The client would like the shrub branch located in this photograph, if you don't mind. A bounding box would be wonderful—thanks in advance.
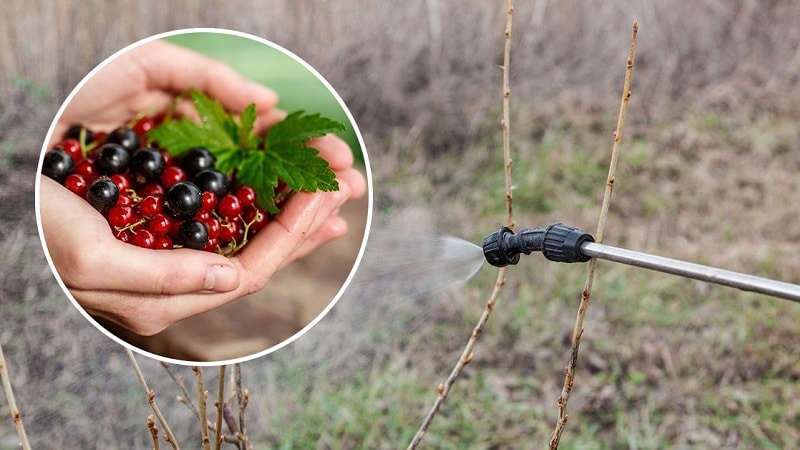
[126,349,180,450]
[407,1,514,448]
[548,19,638,450]
[0,341,31,450]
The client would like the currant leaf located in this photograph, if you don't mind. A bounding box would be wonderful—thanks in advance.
[266,111,345,148]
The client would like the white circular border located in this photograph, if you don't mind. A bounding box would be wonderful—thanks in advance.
[34,27,374,367]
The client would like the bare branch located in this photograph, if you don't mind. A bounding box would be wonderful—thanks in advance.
[548,19,638,450]
[0,341,31,450]
[193,366,211,450]
[214,366,226,450]
[408,1,515,447]
[126,349,180,450]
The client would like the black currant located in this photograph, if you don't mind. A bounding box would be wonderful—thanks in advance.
[95,143,131,175]
[86,177,119,213]
[180,147,216,178]
[178,219,209,250]
[105,127,140,153]
[130,148,165,185]
[164,181,202,220]
[192,169,229,198]
[63,124,95,144]
[42,149,75,183]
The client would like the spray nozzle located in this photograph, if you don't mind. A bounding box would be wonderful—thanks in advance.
[482,223,595,267]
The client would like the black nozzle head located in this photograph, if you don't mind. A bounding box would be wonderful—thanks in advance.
[482,223,595,267]
[482,226,520,267]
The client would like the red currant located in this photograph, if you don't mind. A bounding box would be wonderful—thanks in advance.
[64,174,88,197]
[139,195,163,217]
[75,158,98,182]
[56,139,83,162]
[109,173,132,192]
[132,229,156,249]
[139,183,165,198]
[217,194,242,219]
[148,213,172,235]
[154,235,173,249]
[219,221,240,243]
[161,165,186,188]
[116,194,133,208]
[244,206,269,232]
[203,237,219,252]
[236,186,257,208]
[200,191,217,213]
[115,229,133,243]
[205,217,221,240]
[132,116,156,137]
[108,205,134,229]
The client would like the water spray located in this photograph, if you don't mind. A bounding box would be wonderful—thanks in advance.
[483,223,800,303]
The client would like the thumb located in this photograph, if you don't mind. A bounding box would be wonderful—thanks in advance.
[66,241,241,295]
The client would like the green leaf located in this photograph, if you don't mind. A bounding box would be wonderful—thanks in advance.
[148,90,344,213]
[266,142,339,192]
[237,104,261,149]
[267,111,345,148]
[147,118,235,156]
[237,151,280,213]
[189,88,238,143]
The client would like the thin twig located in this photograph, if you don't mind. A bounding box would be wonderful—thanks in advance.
[161,362,201,422]
[0,341,32,450]
[147,415,160,450]
[126,349,180,450]
[407,270,508,449]
[548,20,638,450]
[407,2,514,448]
[193,366,212,450]
[234,364,250,450]
[214,366,226,450]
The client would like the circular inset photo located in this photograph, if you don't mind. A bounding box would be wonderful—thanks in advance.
[35,29,372,365]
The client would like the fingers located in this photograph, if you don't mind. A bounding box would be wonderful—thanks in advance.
[234,181,352,292]
[133,40,279,114]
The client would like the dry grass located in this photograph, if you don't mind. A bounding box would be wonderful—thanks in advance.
[2,0,800,448]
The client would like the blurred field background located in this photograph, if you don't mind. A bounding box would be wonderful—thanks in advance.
[1,0,799,448]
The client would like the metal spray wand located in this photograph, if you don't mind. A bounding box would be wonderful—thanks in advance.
[482,223,800,303]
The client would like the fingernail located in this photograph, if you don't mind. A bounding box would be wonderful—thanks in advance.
[204,264,240,292]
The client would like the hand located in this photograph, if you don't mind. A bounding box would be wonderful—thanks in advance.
[40,40,366,336]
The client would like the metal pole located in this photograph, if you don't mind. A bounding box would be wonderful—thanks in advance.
[580,241,800,303]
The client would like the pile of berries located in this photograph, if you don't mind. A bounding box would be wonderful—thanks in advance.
[42,117,270,255]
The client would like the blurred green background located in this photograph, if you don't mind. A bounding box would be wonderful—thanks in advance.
[164,31,363,163]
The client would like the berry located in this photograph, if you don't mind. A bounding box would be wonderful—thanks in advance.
[54,139,83,162]
[244,206,269,232]
[164,181,202,220]
[205,217,221,240]
[64,125,95,144]
[75,158,98,182]
[108,205,135,229]
[105,126,140,153]
[161,165,186,188]
[42,149,75,183]
[109,173,132,192]
[154,235,173,250]
[200,190,217,213]
[86,177,119,213]
[64,174,89,197]
[180,147,216,178]
[148,213,172,235]
[130,148,165,185]
[132,229,156,249]
[139,183,165,198]
[178,220,209,250]
[94,143,131,175]
[139,195,163,217]
[236,186,257,208]
[217,194,242,219]
[132,116,156,137]
[192,169,229,198]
